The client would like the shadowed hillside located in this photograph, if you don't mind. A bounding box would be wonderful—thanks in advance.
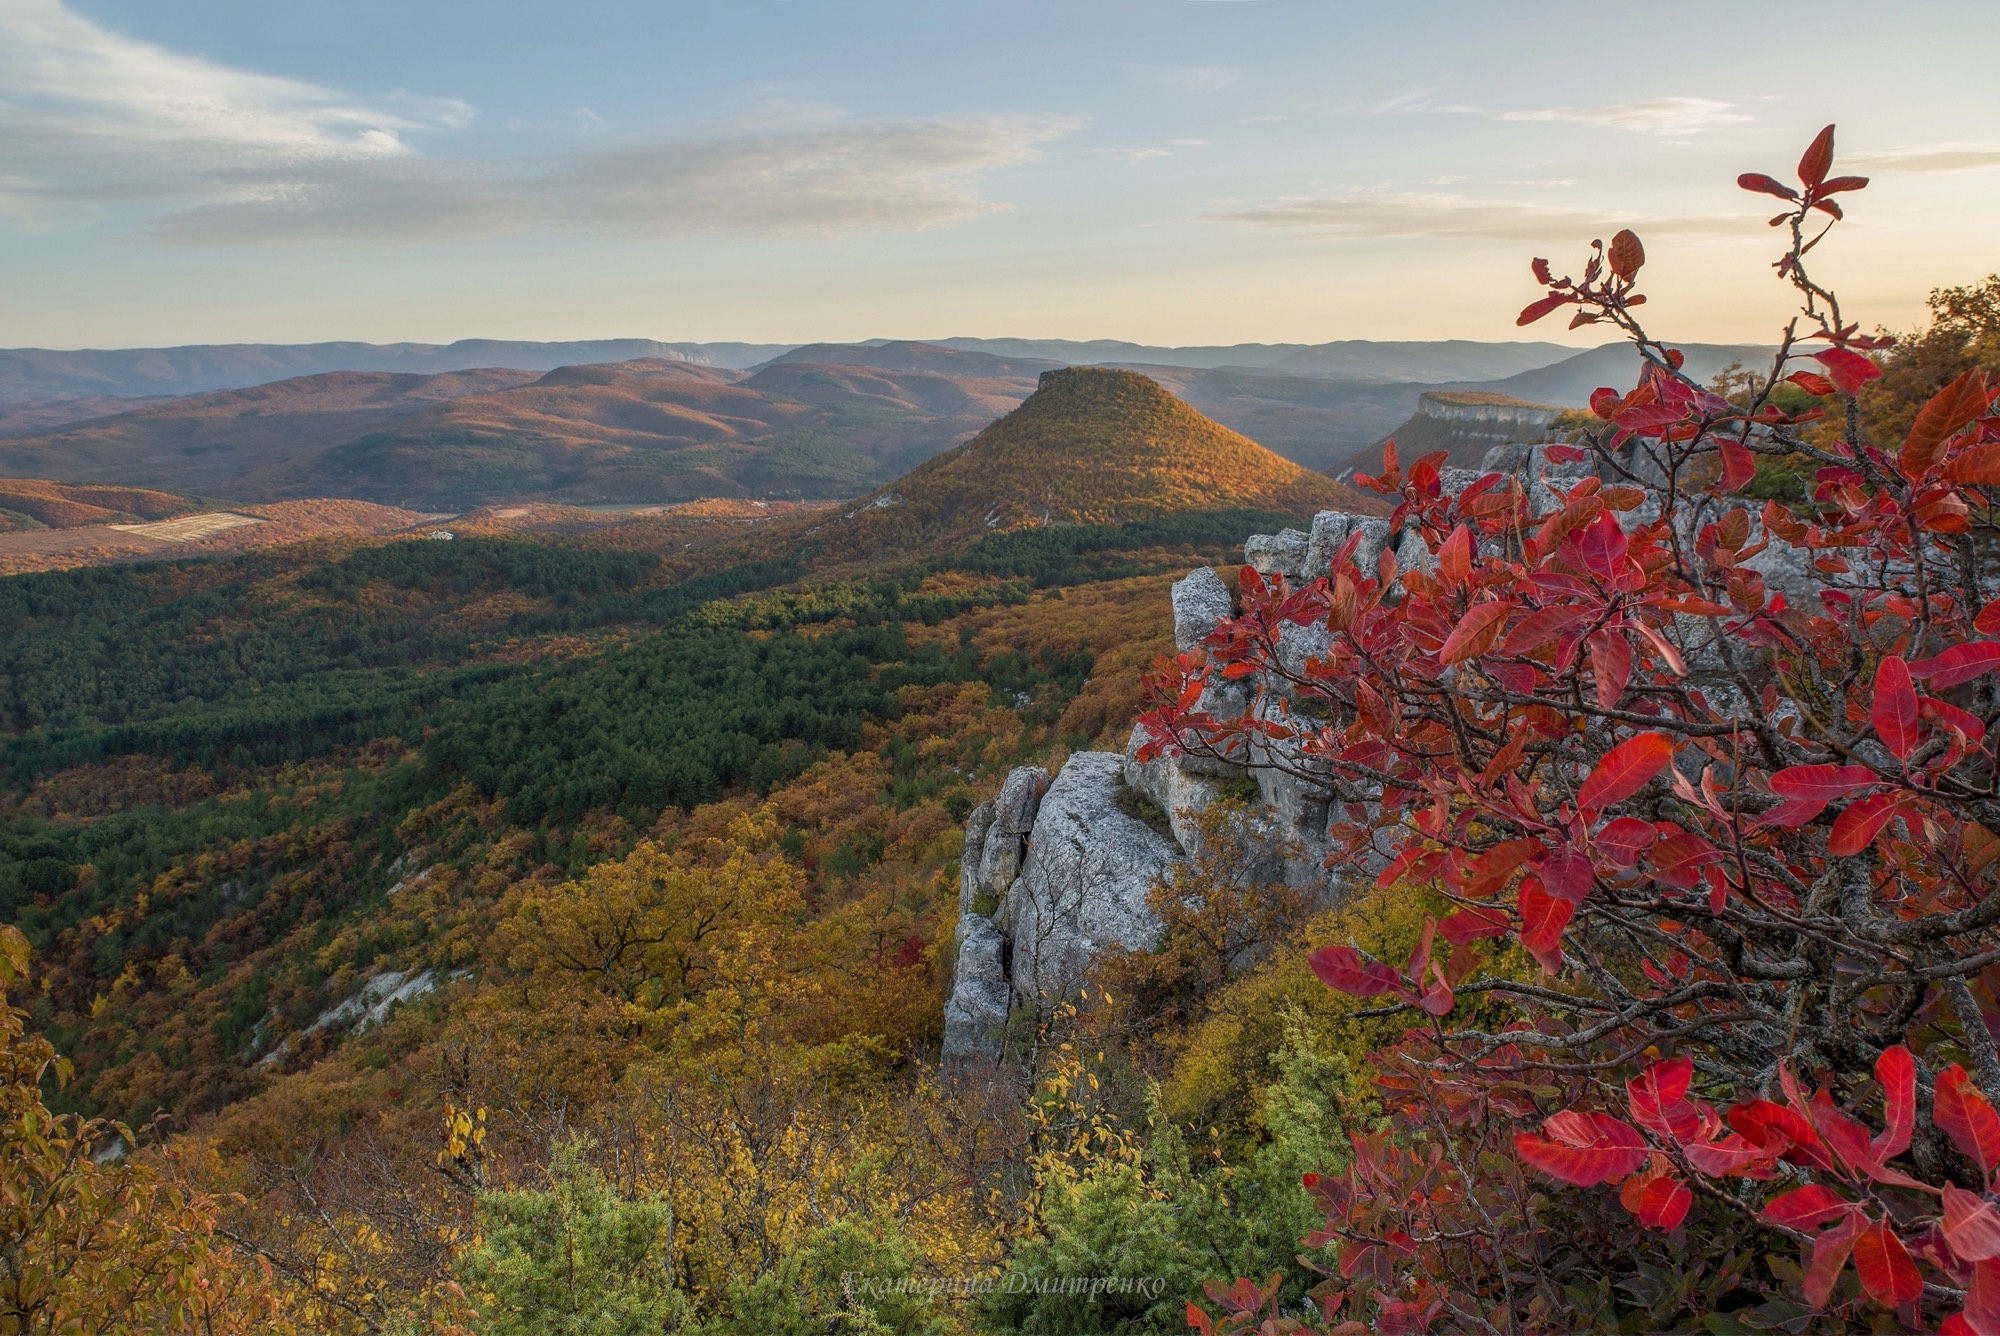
[0,359,1040,508]
[797,366,1382,558]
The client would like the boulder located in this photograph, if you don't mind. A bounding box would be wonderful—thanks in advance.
[1171,567,1233,652]
[1003,752,1181,999]
[1305,511,1393,582]
[1244,529,1310,581]
[941,915,1012,1068]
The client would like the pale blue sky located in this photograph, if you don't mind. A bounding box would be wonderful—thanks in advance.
[6,0,1996,348]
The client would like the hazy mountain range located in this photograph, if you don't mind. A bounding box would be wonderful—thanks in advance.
[0,335,1781,511]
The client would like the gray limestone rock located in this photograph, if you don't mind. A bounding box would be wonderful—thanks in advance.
[1439,467,1488,497]
[992,766,1048,836]
[1004,752,1181,1000]
[1305,511,1393,582]
[1479,442,1534,473]
[1393,525,1434,577]
[1172,678,1254,779]
[1244,529,1310,581]
[959,802,994,916]
[980,766,1048,895]
[1122,725,1219,856]
[1171,567,1234,653]
[1275,619,1334,682]
[941,914,1012,1068]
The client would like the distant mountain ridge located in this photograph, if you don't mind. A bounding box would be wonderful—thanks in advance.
[0,338,797,405]
[926,337,1578,382]
[0,336,1590,419]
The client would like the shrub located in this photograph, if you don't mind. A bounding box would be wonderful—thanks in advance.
[1155,127,2000,1332]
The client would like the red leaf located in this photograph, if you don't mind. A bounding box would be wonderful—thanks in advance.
[1872,1045,1916,1161]
[1588,630,1633,711]
[1738,172,1800,201]
[1578,732,1673,818]
[1813,346,1883,394]
[1804,1211,1863,1310]
[1633,1174,1691,1230]
[1904,368,1991,476]
[1650,829,1722,887]
[1771,764,1879,801]
[1307,945,1405,999]
[1503,604,1592,656]
[1950,444,2000,487]
[1829,793,1902,856]
[1786,370,1837,396]
[1937,1066,2000,1172]
[1718,438,1756,491]
[1608,228,1645,282]
[1910,643,2000,689]
[1417,960,1454,1016]
[1518,293,1573,327]
[1627,1057,1698,1140]
[1853,1217,1924,1308]
[1819,174,1870,196]
[1438,906,1510,944]
[1976,600,2000,637]
[1595,816,1659,867]
[1798,125,1836,191]
[1971,1259,2000,1331]
[1187,1301,1214,1336]
[1872,656,1921,759]
[1438,524,1473,589]
[1761,1183,1856,1231]
[1439,601,1510,666]
[1945,1185,2000,1263]
[1518,877,1575,973]
[1684,1133,1778,1178]
[1515,1113,1646,1187]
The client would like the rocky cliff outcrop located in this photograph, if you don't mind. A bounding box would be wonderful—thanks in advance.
[1358,391,1561,474]
[941,434,1810,1071]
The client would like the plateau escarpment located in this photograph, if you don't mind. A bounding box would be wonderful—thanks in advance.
[1351,390,1560,475]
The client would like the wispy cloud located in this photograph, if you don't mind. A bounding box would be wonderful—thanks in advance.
[1208,191,1742,241]
[1848,144,2000,173]
[0,0,459,202]
[0,0,1077,245]
[1474,97,1751,136]
[149,116,1079,245]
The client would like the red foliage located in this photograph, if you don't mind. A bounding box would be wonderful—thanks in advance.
[1164,126,2000,1330]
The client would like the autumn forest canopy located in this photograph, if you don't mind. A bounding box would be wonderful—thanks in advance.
[9,125,2000,1336]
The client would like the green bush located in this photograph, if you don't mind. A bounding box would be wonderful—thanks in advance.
[457,1137,689,1336]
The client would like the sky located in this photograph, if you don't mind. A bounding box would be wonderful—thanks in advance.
[4,0,1997,350]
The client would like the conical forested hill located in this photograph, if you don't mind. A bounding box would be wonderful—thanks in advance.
[803,366,1382,557]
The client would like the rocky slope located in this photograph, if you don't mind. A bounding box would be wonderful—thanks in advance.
[941,431,1816,1068]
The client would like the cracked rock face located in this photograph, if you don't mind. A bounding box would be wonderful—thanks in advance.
[979,766,1047,894]
[1305,511,1392,583]
[1003,752,1181,999]
[941,915,1011,1067]
[1171,566,1233,653]
[959,801,995,917]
